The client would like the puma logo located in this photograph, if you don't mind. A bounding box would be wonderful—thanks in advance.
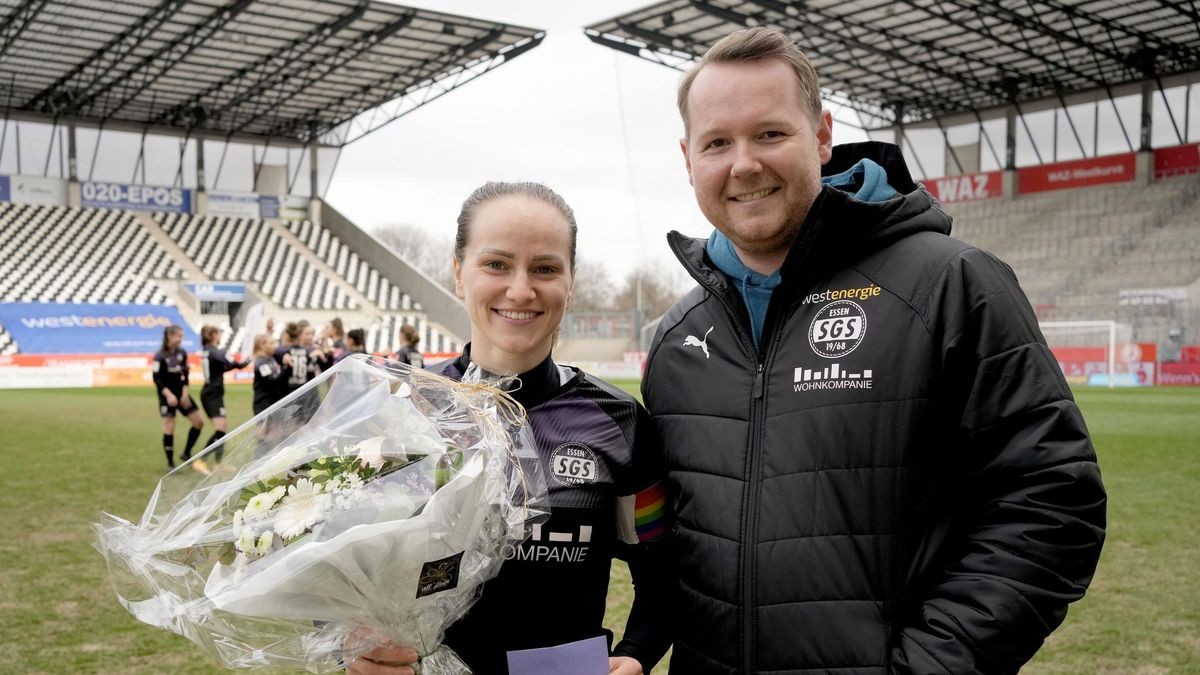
[683,326,714,359]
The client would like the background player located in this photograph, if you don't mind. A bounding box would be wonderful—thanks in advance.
[196,325,250,471]
[152,325,204,470]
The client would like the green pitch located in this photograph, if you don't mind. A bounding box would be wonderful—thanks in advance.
[1,384,1197,673]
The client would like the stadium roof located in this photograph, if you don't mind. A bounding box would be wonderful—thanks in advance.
[585,0,1200,127]
[0,0,543,146]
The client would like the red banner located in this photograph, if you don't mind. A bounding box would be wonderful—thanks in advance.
[1049,343,1157,385]
[1154,143,1200,179]
[1018,153,1136,194]
[1181,346,1200,363]
[1160,363,1200,386]
[924,171,1003,203]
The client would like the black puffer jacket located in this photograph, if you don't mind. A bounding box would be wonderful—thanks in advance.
[642,143,1106,674]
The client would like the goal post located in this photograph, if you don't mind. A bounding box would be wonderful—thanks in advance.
[1039,320,1132,388]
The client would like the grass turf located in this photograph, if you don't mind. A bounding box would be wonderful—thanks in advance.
[0,384,1196,673]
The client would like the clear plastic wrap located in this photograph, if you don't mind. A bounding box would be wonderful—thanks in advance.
[94,355,549,673]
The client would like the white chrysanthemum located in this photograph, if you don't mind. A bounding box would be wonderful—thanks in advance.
[255,531,274,556]
[245,485,286,516]
[256,445,310,481]
[355,437,387,470]
[235,531,257,555]
[274,479,329,541]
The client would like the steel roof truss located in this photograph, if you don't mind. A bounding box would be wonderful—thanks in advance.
[1,0,50,59]
[229,12,415,135]
[25,0,188,115]
[90,0,255,122]
[150,2,369,127]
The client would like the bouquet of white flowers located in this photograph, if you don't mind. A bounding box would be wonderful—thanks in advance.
[94,355,548,673]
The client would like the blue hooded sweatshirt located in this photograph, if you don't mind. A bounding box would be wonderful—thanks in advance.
[706,158,898,349]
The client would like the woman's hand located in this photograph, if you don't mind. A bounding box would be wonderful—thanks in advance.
[345,643,419,675]
[163,390,179,407]
[609,655,644,674]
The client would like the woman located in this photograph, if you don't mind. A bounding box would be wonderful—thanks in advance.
[252,334,287,415]
[349,182,672,675]
[335,328,368,364]
[393,324,424,368]
[197,325,250,470]
[152,325,205,470]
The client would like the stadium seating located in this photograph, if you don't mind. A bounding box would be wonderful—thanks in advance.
[284,220,412,311]
[0,324,16,356]
[155,213,357,311]
[946,174,1200,345]
[0,203,182,305]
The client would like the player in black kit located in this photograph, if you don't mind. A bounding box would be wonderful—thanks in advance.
[196,325,250,471]
[347,183,671,675]
[152,325,205,470]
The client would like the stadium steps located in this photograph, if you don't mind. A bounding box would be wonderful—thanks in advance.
[132,212,209,282]
[286,219,413,312]
[947,174,1200,345]
[154,213,356,311]
[266,219,375,312]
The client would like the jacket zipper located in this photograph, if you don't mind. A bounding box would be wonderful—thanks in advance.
[665,234,776,674]
[742,360,766,674]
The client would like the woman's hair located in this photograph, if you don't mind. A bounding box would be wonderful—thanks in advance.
[400,324,420,347]
[200,325,221,346]
[454,181,578,271]
[329,317,344,337]
[253,334,274,356]
[283,322,302,342]
[161,325,182,352]
[347,328,365,349]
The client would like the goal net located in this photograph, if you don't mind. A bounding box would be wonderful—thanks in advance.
[1040,320,1149,387]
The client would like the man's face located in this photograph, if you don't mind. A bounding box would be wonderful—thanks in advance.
[682,59,833,266]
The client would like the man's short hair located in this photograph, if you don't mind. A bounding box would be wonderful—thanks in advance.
[677,26,823,133]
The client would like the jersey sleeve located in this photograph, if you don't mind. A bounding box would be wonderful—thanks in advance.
[151,352,169,390]
[179,350,190,387]
[611,400,674,672]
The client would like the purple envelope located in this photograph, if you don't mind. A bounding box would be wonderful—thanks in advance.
[505,635,610,675]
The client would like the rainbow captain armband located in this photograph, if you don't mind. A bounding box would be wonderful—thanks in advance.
[616,481,668,545]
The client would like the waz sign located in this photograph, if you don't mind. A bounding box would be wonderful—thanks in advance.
[924,171,1002,203]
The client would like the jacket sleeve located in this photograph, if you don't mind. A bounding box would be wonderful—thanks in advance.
[891,248,1106,674]
[611,402,675,672]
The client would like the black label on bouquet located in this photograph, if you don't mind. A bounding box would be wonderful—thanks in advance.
[416,551,464,598]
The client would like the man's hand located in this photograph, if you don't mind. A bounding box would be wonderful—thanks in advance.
[609,656,643,674]
[345,644,418,675]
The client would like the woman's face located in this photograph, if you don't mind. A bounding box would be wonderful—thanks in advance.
[300,326,315,346]
[168,330,183,350]
[453,195,573,374]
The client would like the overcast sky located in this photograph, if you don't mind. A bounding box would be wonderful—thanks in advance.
[324,0,871,284]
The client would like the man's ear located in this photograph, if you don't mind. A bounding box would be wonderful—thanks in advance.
[817,109,834,165]
[680,137,694,187]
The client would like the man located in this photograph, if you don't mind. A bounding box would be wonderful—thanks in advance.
[642,27,1106,674]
